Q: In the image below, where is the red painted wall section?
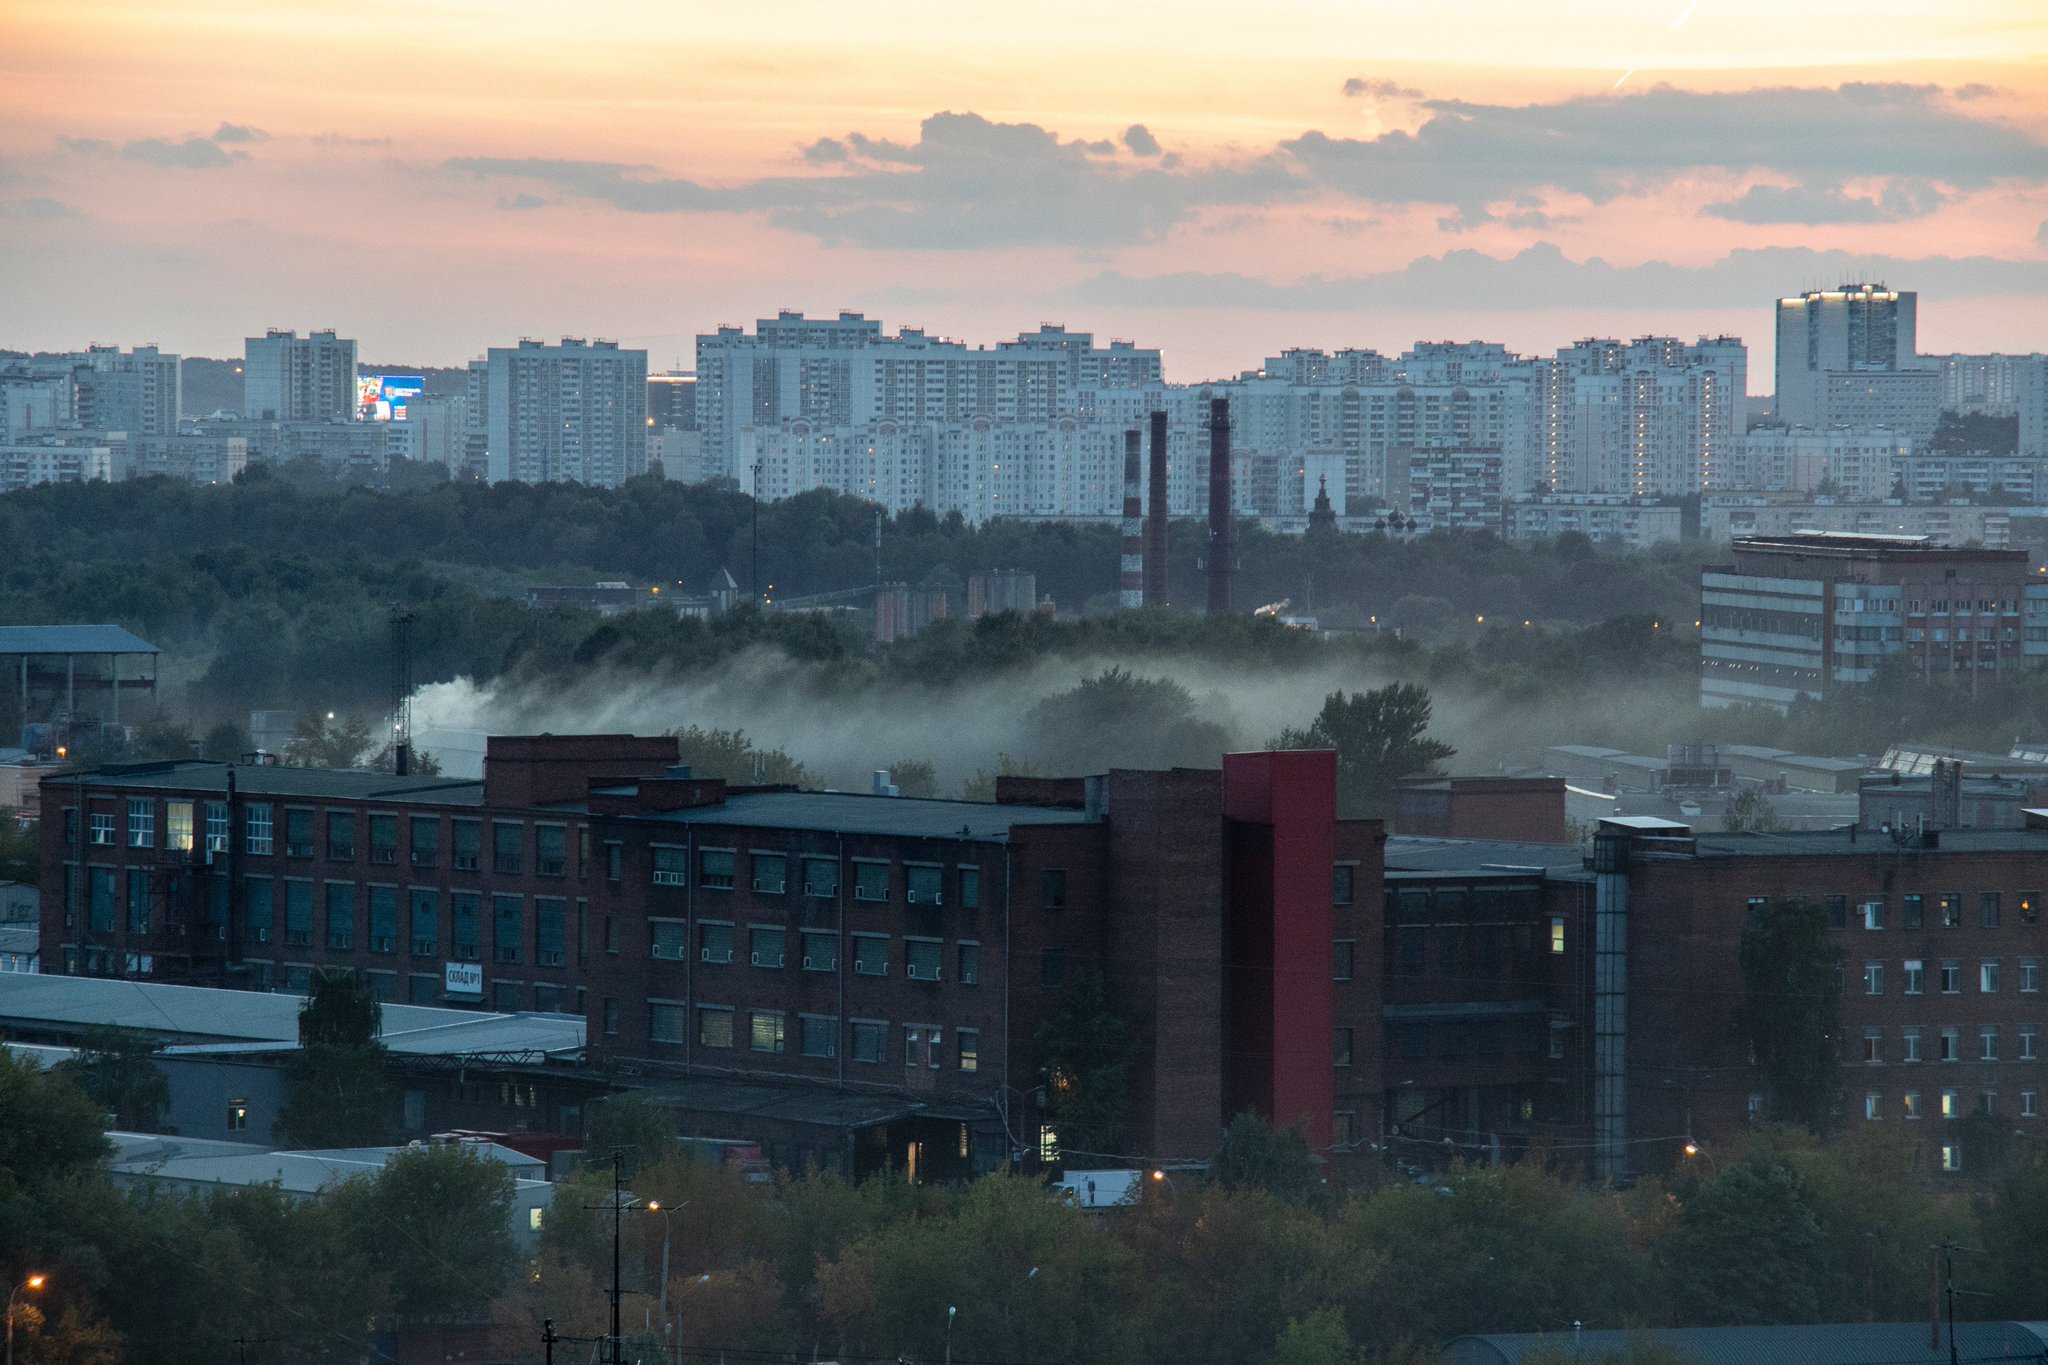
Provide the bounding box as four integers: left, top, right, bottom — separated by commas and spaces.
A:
1222, 749, 1337, 1150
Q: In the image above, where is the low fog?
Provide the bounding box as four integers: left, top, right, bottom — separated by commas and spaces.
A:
411, 644, 1701, 795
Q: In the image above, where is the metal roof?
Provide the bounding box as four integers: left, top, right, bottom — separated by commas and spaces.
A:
105, 1132, 552, 1196
70, 760, 487, 805
1439, 1321, 2048, 1365
630, 789, 1098, 842
0, 625, 159, 656
0, 975, 583, 1058
1383, 836, 1587, 876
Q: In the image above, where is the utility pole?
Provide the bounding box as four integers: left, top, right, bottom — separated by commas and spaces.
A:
1942, 1240, 1958, 1365
751, 462, 764, 607
611, 1151, 625, 1365
542, 1317, 556, 1365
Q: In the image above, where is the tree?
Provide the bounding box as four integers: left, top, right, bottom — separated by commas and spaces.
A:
1268, 1307, 1354, 1365
54, 1025, 170, 1131
1659, 1154, 1830, 1324
1979, 1138, 2048, 1317
1211, 1112, 1322, 1206
332, 1143, 518, 1321
0, 1048, 110, 1186
583, 1092, 678, 1175
1023, 668, 1231, 775
1721, 787, 1783, 834
885, 758, 939, 798
1034, 969, 1136, 1161
286, 711, 374, 769
962, 753, 1040, 803
277, 970, 391, 1146
1280, 684, 1455, 820
1733, 899, 1843, 1135
671, 725, 814, 786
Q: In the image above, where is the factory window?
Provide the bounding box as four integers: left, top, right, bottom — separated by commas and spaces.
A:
409, 816, 439, 867
492, 822, 524, 876
284, 809, 313, 859
1902, 1027, 1922, 1063
1822, 895, 1846, 931
536, 898, 566, 966
1861, 900, 1885, 931
651, 846, 687, 886
699, 922, 734, 965
1862, 1029, 1882, 1063
1334, 1026, 1354, 1067
1864, 962, 1884, 995
1396, 926, 1426, 973
604, 842, 622, 884
325, 811, 356, 861
1981, 893, 2002, 929
451, 819, 481, 871
1551, 917, 1567, 954
1902, 895, 1923, 929
852, 933, 889, 976
800, 930, 836, 972
1942, 1089, 1961, 1119
166, 801, 195, 854
1333, 864, 1355, 907
1940, 1026, 1961, 1061
1981, 1027, 1999, 1062
2023, 959, 2040, 993
803, 857, 839, 898
751, 853, 788, 895
452, 893, 480, 960
62, 808, 77, 846
958, 1028, 979, 1073
1334, 940, 1355, 982
650, 919, 686, 960
284, 881, 313, 947
125, 869, 150, 934
1941, 960, 1961, 993
90, 812, 116, 847
2024, 1091, 2041, 1119
128, 799, 154, 849
2022, 893, 2041, 927
367, 886, 397, 954
1982, 960, 2001, 994
700, 849, 736, 890
492, 894, 522, 963
324, 883, 354, 951
649, 1002, 685, 1045
246, 878, 274, 945
534, 825, 566, 877
907, 865, 943, 907
369, 815, 398, 866
603, 998, 619, 1036
750, 1010, 786, 1053
697, 1005, 734, 1049
1902, 1091, 1921, 1119
1334, 1111, 1359, 1147
959, 867, 981, 910
852, 1020, 886, 1064
958, 941, 980, 985
409, 889, 438, 957
905, 938, 942, 982
227, 1099, 248, 1133
1864, 1093, 1881, 1121
801, 1015, 837, 1059
1904, 959, 1924, 994
1040, 946, 1065, 987
1041, 869, 1068, 910
853, 861, 889, 902
750, 925, 786, 969
2022, 1025, 2038, 1061
1940, 893, 1962, 928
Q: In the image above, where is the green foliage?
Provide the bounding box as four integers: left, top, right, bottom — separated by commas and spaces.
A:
1033, 969, 1136, 1160
1721, 787, 1783, 833
1978, 1138, 2048, 1317
1658, 1153, 1830, 1324
0, 1048, 110, 1188
329, 1143, 518, 1321
286, 711, 374, 769
671, 725, 815, 786
52, 1026, 169, 1132
1280, 684, 1456, 820
1734, 900, 1844, 1135
277, 970, 391, 1146
1025, 667, 1232, 775
961, 752, 1040, 802
1212, 1112, 1324, 1206
583, 1092, 678, 1174
885, 757, 939, 798
1268, 1306, 1356, 1365
0, 817, 40, 884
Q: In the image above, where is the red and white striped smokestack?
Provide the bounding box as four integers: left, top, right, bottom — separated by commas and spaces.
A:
1120, 429, 1143, 609
1144, 409, 1168, 606
1206, 396, 1232, 614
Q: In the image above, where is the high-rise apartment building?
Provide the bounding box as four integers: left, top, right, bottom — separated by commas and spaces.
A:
484, 338, 649, 487
1, 347, 180, 439
243, 329, 358, 422
1773, 285, 1938, 436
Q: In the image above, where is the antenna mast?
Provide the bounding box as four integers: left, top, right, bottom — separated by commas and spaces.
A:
389, 604, 415, 776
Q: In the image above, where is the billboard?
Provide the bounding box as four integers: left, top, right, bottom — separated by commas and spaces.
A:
356, 374, 426, 422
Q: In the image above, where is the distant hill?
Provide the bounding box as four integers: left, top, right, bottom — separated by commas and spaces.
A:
179, 357, 468, 419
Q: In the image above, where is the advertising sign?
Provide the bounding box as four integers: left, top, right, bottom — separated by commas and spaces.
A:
357, 374, 427, 422
444, 961, 484, 998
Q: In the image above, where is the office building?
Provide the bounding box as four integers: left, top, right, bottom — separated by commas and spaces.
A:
243, 329, 358, 423
484, 338, 649, 487
1703, 499, 2017, 548
1773, 285, 1939, 437
1700, 533, 2032, 710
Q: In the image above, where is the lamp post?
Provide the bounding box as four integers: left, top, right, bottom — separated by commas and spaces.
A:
642, 1201, 677, 1335
945, 1305, 956, 1365
7, 1274, 46, 1365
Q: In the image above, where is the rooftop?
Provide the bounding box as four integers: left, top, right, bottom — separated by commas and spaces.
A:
616, 788, 1098, 842
105, 1132, 551, 1196
1384, 836, 1587, 878
67, 760, 487, 805
0, 625, 159, 656
1441, 1321, 2048, 1365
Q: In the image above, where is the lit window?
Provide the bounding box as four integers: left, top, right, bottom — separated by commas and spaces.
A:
1982, 961, 2001, 994
1903, 959, 1924, 994
1550, 916, 1566, 954
227, 1099, 248, 1132
1903, 1091, 1921, 1119
1941, 1089, 1959, 1118
1861, 899, 1884, 931
1864, 1093, 1881, 1120
1941, 1144, 1962, 1173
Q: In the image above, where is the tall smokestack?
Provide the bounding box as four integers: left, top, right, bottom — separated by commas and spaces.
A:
1144, 409, 1168, 606
1119, 429, 1143, 609
1206, 396, 1232, 614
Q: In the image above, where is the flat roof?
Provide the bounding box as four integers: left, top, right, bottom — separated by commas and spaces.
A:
0, 625, 159, 656
0, 976, 583, 1058
1383, 836, 1587, 877
622, 789, 1098, 842
1687, 826, 2048, 857
1444, 1321, 2048, 1365
105, 1133, 551, 1194
68, 760, 487, 805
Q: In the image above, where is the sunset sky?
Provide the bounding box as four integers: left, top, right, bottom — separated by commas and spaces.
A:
5, 0, 2048, 383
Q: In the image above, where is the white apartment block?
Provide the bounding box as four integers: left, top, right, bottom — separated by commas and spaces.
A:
1727, 428, 1910, 502
1, 346, 180, 439
243, 329, 357, 422
1772, 285, 1938, 437
484, 338, 649, 487
123, 435, 248, 485
2017, 357, 2048, 459
0, 440, 113, 492
1896, 452, 2048, 503
1928, 353, 2036, 416
1507, 496, 1683, 549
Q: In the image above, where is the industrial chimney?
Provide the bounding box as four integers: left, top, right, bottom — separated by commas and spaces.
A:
1206, 397, 1232, 614
1119, 430, 1144, 608
1144, 409, 1168, 606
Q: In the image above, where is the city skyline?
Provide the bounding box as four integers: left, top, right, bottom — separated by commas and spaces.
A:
5, 0, 2048, 378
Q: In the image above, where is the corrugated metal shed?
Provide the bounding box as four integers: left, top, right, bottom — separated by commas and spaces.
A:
0, 625, 159, 655
1440, 1321, 2048, 1364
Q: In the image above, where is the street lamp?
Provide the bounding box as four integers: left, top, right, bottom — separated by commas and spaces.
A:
641, 1201, 679, 1333
7, 1274, 46, 1365
945, 1305, 956, 1365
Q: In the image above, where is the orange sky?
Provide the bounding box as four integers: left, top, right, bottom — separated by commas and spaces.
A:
4, 0, 2047, 379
